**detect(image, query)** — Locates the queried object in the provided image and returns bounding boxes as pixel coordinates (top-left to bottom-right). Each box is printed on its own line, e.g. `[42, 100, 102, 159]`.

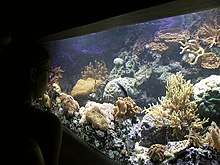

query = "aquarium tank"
[38, 7, 220, 164]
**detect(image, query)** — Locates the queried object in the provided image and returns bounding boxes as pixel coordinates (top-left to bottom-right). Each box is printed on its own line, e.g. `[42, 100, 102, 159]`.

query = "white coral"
[193, 75, 220, 101]
[79, 101, 115, 129]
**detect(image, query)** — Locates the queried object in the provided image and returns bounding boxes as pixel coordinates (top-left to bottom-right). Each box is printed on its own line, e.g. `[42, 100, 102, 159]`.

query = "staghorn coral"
[179, 39, 205, 65]
[144, 72, 208, 140]
[185, 128, 207, 148]
[114, 96, 141, 121]
[205, 121, 220, 152]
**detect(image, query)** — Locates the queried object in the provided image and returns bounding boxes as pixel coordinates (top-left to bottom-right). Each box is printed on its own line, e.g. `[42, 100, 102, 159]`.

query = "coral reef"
[143, 72, 208, 140]
[103, 77, 138, 102]
[179, 15, 220, 69]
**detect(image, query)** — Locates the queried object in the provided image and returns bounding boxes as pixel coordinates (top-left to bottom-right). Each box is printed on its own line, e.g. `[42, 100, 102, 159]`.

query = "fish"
[116, 82, 128, 97]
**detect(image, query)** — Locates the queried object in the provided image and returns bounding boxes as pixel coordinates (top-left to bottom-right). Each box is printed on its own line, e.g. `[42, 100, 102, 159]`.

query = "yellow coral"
[179, 39, 205, 65]
[85, 108, 108, 131]
[71, 78, 102, 99]
[205, 121, 220, 152]
[114, 96, 141, 121]
[144, 72, 208, 140]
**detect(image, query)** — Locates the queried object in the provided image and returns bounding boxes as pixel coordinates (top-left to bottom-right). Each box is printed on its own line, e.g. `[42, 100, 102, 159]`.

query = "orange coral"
[114, 96, 141, 120]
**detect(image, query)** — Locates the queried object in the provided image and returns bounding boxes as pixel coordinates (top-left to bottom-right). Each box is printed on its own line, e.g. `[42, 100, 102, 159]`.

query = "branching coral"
[195, 21, 220, 48]
[81, 60, 108, 81]
[144, 72, 208, 140]
[114, 96, 141, 121]
[179, 39, 205, 65]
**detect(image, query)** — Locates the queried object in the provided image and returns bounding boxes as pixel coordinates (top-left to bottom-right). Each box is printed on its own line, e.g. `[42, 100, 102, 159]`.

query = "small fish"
[116, 82, 128, 97]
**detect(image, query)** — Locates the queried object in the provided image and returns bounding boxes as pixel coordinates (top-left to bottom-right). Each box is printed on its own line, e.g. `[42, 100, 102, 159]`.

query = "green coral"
[198, 90, 220, 123]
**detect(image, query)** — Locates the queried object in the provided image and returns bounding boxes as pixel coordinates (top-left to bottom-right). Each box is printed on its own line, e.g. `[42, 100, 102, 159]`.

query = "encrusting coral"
[71, 78, 102, 98]
[113, 96, 141, 121]
[144, 71, 208, 140]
